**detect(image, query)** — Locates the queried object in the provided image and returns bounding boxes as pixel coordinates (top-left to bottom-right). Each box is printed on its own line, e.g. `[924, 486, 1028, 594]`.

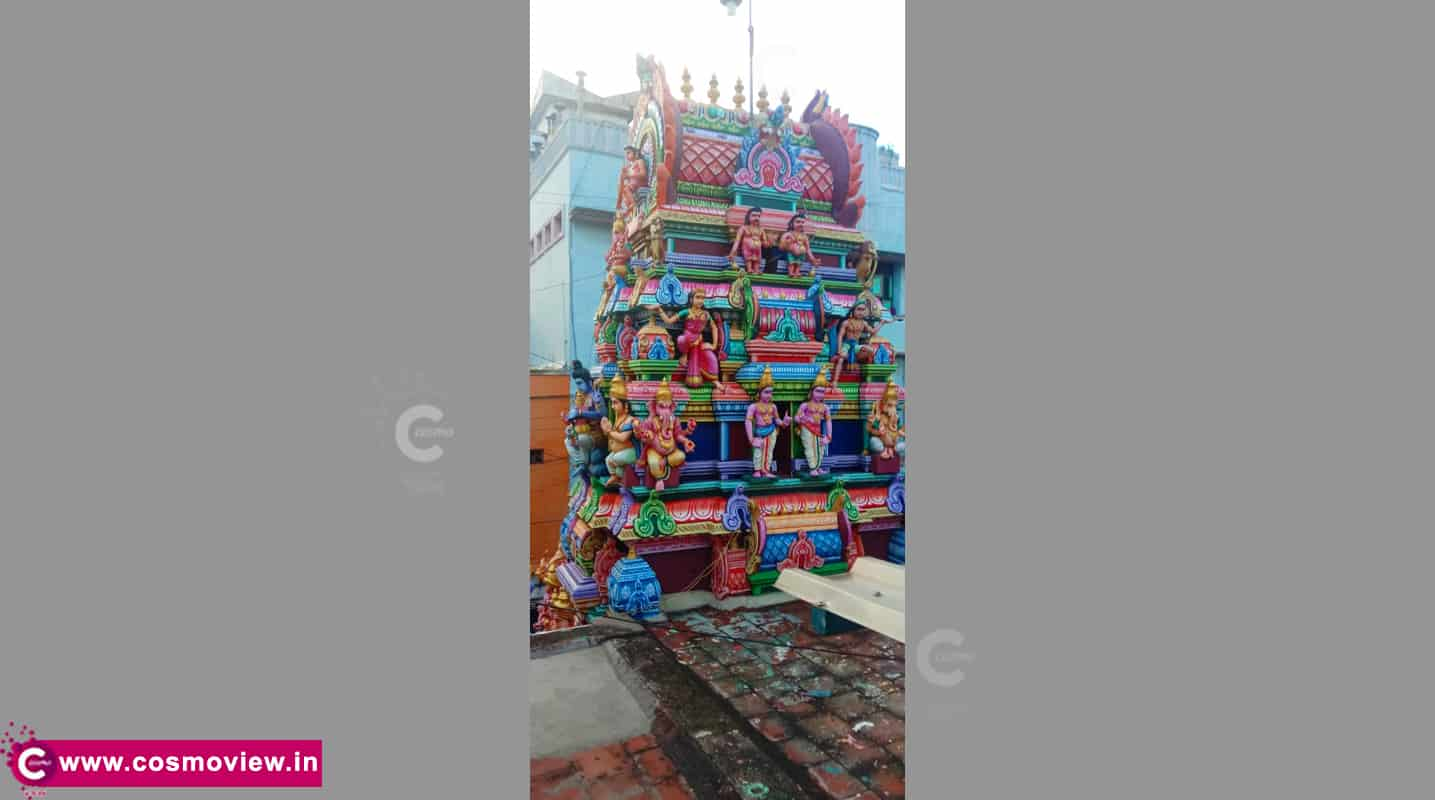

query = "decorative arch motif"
[633, 492, 677, 538]
[733, 128, 806, 194]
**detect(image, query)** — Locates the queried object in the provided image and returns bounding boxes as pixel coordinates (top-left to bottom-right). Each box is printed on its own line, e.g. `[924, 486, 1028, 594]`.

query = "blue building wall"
[566, 211, 614, 367]
[529, 156, 572, 367]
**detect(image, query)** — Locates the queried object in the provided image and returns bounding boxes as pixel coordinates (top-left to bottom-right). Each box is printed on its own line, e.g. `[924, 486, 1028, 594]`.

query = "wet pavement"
[531, 735, 699, 799]
[531, 600, 905, 800]
[651, 602, 906, 800]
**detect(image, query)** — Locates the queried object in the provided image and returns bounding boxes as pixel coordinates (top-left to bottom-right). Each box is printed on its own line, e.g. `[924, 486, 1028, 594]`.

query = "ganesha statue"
[636, 377, 696, 491]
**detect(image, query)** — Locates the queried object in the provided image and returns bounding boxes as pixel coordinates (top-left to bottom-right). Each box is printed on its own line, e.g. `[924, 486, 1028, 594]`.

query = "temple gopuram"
[535, 56, 907, 631]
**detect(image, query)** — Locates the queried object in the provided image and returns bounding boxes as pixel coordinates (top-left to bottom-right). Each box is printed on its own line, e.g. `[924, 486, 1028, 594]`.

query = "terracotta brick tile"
[778, 658, 822, 679]
[689, 661, 728, 681]
[791, 629, 824, 648]
[573, 743, 633, 781]
[708, 676, 751, 698]
[636, 748, 676, 781]
[807, 761, 867, 799]
[713, 644, 752, 665]
[750, 677, 799, 701]
[729, 692, 771, 718]
[749, 713, 794, 743]
[801, 674, 839, 694]
[825, 657, 867, 679]
[588, 771, 649, 800]
[649, 778, 696, 800]
[871, 659, 904, 678]
[853, 713, 904, 747]
[878, 691, 905, 718]
[532, 770, 587, 799]
[824, 692, 874, 721]
[780, 737, 828, 766]
[797, 713, 852, 744]
[863, 762, 906, 799]
[623, 734, 659, 754]
[730, 661, 778, 682]
[833, 737, 887, 771]
[531, 756, 575, 779]
[771, 693, 818, 716]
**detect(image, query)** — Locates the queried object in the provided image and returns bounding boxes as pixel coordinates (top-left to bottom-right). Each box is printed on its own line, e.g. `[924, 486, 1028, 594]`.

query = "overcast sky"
[530, 0, 906, 161]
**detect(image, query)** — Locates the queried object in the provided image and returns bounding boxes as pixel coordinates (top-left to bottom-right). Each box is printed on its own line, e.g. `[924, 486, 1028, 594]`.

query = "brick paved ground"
[651, 601, 906, 800]
[531, 733, 698, 800]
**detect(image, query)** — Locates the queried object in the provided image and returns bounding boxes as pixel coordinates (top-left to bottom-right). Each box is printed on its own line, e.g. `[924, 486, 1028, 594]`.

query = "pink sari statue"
[654, 288, 725, 390]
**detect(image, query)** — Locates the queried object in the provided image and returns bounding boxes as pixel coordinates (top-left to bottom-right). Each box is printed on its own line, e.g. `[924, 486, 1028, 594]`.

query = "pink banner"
[8, 740, 322, 788]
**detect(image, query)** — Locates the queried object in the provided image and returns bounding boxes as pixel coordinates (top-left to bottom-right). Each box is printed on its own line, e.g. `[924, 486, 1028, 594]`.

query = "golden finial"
[756, 85, 770, 115]
[681, 67, 693, 100]
[883, 377, 900, 402]
[733, 78, 745, 111]
[780, 88, 791, 107]
[655, 376, 674, 404]
[812, 366, 830, 389]
[758, 365, 774, 392]
[550, 586, 573, 610]
[609, 372, 629, 402]
[707, 74, 721, 105]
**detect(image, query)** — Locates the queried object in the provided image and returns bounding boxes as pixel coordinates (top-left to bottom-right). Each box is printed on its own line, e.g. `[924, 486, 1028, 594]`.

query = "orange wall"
[530, 373, 572, 574]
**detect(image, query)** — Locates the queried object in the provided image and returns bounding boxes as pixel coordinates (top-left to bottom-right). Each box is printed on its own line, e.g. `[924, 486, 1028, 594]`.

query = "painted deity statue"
[637, 378, 696, 491]
[617, 146, 648, 220]
[646, 218, 665, 266]
[867, 378, 907, 469]
[728, 207, 774, 274]
[778, 213, 821, 277]
[795, 369, 834, 477]
[595, 268, 617, 322]
[563, 360, 608, 480]
[652, 288, 724, 390]
[600, 373, 639, 488]
[745, 367, 792, 478]
[606, 219, 631, 278]
[831, 298, 884, 379]
[852, 239, 878, 288]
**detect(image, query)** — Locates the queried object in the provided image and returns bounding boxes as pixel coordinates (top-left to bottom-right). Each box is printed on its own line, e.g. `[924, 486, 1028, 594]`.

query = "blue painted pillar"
[719, 422, 730, 460]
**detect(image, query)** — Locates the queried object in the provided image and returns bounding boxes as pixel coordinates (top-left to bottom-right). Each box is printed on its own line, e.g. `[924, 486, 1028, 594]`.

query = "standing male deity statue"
[795, 368, 834, 477]
[778, 213, 821, 277]
[563, 360, 608, 480]
[745, 366, 792, 478]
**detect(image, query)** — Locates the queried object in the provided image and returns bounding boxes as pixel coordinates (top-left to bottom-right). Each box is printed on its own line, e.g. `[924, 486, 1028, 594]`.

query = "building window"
[529, 209, 567, 264]
[529, 448, 544, 464]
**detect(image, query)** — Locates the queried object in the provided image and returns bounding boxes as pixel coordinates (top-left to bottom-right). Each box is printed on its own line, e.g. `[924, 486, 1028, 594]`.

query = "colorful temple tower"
[535, 56, 906, 632]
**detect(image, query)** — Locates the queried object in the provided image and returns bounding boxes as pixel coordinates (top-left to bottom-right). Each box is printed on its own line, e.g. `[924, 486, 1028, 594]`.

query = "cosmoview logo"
[395, 404, 453, 463]
[15, 742, 55, 784]
[915, 628, 973, 688]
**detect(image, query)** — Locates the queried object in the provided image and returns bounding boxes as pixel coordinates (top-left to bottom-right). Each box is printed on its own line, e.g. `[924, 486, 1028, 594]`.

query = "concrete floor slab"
[529, 643, 654, 759]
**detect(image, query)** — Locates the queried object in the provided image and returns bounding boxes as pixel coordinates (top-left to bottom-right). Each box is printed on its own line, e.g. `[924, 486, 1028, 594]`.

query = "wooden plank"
[775, 557, 906, 643]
